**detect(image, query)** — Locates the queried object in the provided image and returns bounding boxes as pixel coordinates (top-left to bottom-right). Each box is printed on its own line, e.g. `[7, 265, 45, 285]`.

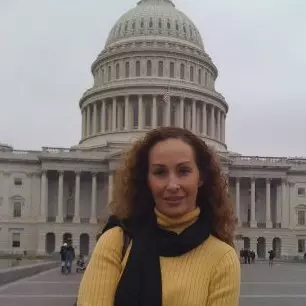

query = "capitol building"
[0, 0, 305, 259]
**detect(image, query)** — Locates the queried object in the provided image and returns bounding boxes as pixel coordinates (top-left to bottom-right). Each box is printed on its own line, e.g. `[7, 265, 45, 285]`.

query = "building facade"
[0, 0, 306, 259]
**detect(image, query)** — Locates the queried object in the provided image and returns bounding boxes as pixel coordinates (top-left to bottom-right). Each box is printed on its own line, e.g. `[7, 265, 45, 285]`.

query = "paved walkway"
[0, 267, 81, 306]
[0, 262, 306, 305]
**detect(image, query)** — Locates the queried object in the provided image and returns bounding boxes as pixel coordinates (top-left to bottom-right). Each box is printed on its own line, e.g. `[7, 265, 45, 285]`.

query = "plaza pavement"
[0, 261, 305, 305]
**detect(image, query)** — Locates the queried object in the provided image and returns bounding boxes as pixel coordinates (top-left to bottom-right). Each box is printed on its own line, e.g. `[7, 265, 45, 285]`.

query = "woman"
[77, 127, 240, 306]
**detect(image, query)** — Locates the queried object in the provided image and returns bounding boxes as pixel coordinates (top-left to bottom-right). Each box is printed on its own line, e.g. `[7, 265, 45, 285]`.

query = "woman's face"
[148, 138, 202, 218]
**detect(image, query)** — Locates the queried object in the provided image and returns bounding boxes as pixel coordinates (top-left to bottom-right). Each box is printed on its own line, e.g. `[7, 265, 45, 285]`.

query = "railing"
[80, 218, 90, 224]
[42, 147, 72, 153]
[231, 155, 288, 164]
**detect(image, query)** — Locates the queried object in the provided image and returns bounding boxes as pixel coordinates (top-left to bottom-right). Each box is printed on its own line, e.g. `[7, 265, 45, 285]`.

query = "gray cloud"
[0, 0, 305, 157]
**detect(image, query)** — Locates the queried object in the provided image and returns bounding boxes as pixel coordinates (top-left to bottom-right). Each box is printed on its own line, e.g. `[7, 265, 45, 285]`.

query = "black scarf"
[102, 209, 211, 306]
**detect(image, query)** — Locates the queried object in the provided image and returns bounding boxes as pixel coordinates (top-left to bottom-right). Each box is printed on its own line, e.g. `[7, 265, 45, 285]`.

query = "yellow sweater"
[77, 208, 241, 306]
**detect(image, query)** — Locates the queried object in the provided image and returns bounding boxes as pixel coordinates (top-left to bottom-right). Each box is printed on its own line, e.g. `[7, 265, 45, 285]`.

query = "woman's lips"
[163, 196, 184, 205]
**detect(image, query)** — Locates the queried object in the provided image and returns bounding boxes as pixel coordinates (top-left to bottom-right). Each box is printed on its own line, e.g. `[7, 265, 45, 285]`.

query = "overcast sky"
[0, 0, 305, 157]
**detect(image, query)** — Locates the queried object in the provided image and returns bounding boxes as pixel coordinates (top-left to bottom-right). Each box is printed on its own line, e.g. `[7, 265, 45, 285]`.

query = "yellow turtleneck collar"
[154, 207, 200, 234]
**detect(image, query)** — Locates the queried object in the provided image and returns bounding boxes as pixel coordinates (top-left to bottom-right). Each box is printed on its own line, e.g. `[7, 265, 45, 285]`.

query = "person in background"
[268, 249, 275, 267]
[65, 240, 75, 274]
[60, 242, 67, 274]
[77, 127, 241, 306]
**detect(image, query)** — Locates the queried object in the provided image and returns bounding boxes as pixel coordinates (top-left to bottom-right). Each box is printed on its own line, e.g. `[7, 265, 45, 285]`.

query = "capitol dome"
[105, 0, 204, 50]
[78, 0, 228, 152]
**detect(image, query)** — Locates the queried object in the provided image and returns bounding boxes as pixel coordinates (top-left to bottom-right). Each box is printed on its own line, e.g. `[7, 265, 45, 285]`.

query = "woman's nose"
[166, 177, 180, 191]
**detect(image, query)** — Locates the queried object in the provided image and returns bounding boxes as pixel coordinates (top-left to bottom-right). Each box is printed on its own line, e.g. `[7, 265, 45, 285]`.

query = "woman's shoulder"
[204, 235, 238, 261]
[95, 226, 124, 252]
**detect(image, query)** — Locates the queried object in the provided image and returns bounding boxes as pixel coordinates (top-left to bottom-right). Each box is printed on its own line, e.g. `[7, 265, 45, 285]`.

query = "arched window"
[183, 25, 186, 34]
[108, 66, 112, 82]
[101, 69, 104, 84]
[147, 60, 152, 76]
[170, 62, 175, 78]
[175, 21, 179, 31]
[149, 18, 153, 28]
[159, 18, 162, 29]
[205, 71, 208, 86]
[136, 61, 141, 77]
[167, 20, 171, 29]
[158, 61, 164, 77]
[140, 18, 144, 28]
[132, 20, 136, 30]
[198, 68, 202, 84]
[125, 61, 130, 78]
[115, 63, 120, 79]
[190, 66, 194, 82]
[180, 63, 185, 79]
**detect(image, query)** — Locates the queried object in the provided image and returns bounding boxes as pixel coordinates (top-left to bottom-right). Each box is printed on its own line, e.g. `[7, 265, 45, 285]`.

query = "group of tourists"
[240, 248, 276, 266]
[240, 249, 256, 264]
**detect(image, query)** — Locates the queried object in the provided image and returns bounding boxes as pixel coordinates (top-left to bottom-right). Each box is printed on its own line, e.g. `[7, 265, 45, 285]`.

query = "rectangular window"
[13, 202, 22, 218]
[12, 233, 20, 248]
[190, 66, 194, 82]
[136, 61, 141, 77]
[116, 63, 120, 79]
[298, 239, 305, 253]
[170, 62, 174, 78]
[158, 61, 164, 77]
[108, 66, 111, 82]
[198, 68, 202, 84]
[298, 187, 305, 196]
[298, 211, 306, 225]
[14, 178, 22, 186]
[125, 62, 130, 78]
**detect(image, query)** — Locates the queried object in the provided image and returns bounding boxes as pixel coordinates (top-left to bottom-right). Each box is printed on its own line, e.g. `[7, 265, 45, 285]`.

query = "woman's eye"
[179, 168, 190, 175]
[153, 169, 166, 176]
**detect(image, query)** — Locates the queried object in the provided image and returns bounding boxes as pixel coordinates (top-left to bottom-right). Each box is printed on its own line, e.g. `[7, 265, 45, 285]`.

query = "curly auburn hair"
[110, 127, 236, 246]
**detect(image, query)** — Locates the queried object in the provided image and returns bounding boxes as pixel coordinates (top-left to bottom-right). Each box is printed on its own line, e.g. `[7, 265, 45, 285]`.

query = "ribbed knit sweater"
[77, 208, 241, 305]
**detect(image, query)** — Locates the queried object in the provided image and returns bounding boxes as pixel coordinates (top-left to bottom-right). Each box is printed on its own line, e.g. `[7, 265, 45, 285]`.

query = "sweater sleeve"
[77, 227, 124, 306]
[207, 248, 241, 306]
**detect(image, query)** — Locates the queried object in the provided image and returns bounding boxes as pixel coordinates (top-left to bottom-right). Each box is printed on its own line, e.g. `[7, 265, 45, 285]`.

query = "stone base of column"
[56, 216, 64, 223]
[73, 216, 81, 224]
[250, 220, 257, 228]
[90, 217, 97, 224]
[266, 220, 273, 228]
[38, 216, 47, 223]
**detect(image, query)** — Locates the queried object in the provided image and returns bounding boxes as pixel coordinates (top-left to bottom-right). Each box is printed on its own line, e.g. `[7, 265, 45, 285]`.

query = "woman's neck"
[155, 207, 200, 234]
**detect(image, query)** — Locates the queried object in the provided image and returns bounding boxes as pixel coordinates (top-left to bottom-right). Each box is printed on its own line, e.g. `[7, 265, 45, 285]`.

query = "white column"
[56, 171, 64, 223]
[86, 106, 91, 137]
[112, 98, 117, 131]
[73, 171, 81, 223]
[82, 110, 85, 138]
[186, 104, 192, 130]
[281, 179, 288, 228]
[108, 172, 113, 204]
[93, 102, 97, 134]
[235, 177, 241, 226]
[266, 178, 272, 228]
[90, 172, 97, 224]
[202, 102, 207, 135]
[217, 108, 221, 140]
[210, 105, 215, 138]
[250, 177, 257, 228]
[191, 99, 196, 133]
[101, 99, 105, 133]
[124, 96, 129, 130]
[180, 97, 184, 128]
[40, 170, 48, 221]
[152, 95, 157, 128]
[138, 95, 143, 129]
[220, 111, 225, 142]
[118, 102, 123, 130]
[288, 181, 296, 229]
[166, 97, 171, 126]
